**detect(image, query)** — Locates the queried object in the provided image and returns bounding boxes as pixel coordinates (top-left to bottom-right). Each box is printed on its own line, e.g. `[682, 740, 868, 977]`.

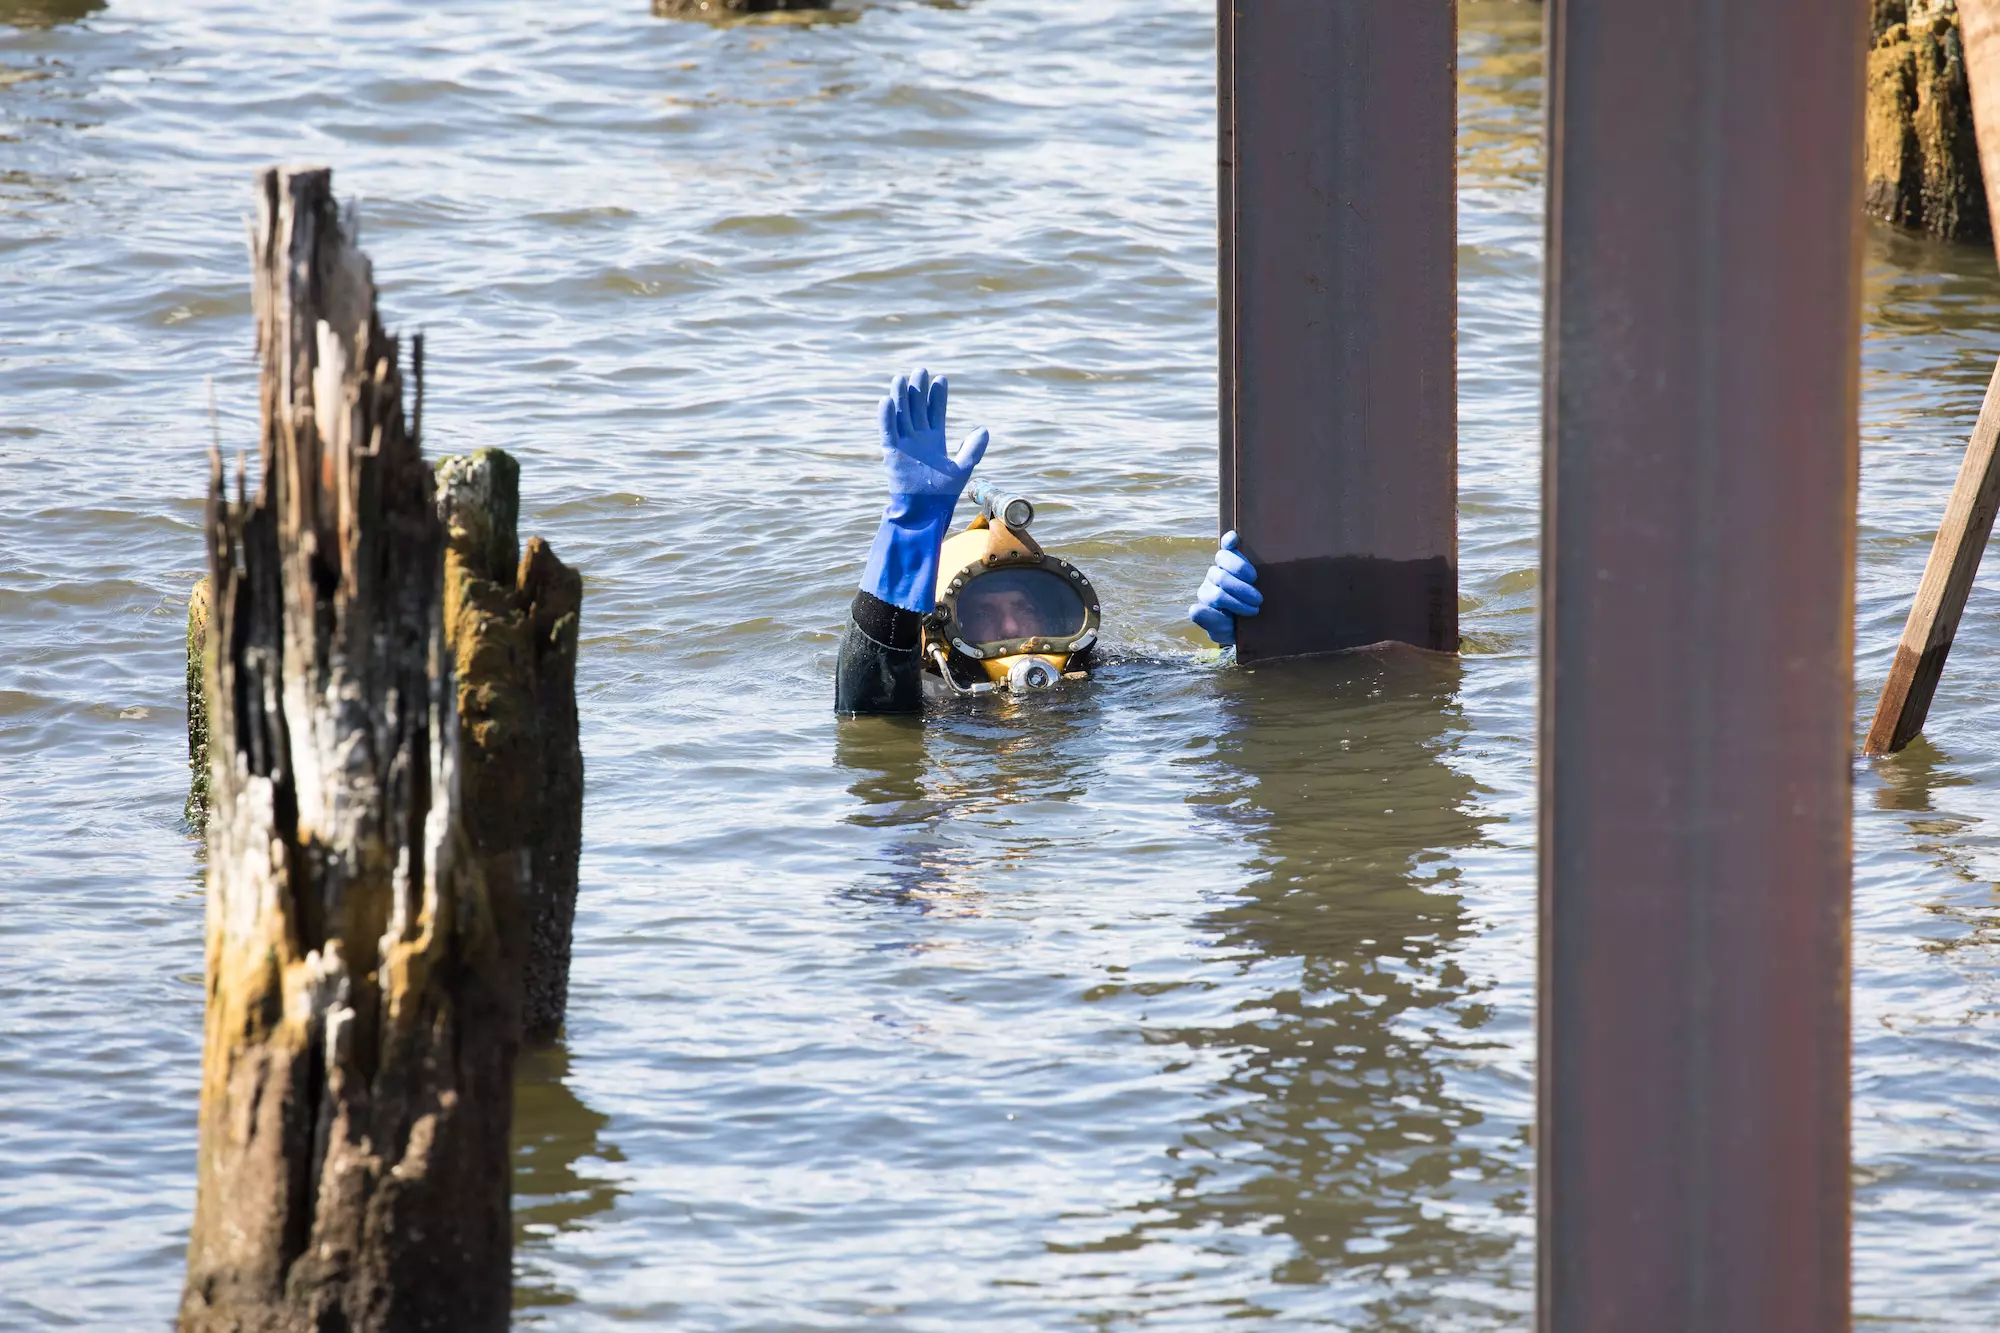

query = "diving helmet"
[923, 480, 1101, 695]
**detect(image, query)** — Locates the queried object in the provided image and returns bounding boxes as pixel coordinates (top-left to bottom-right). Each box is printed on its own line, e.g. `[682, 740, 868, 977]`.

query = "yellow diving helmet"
[924, 481, 1101, 695]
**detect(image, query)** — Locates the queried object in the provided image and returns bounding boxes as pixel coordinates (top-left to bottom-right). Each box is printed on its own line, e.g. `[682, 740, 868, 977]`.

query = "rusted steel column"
[1218, 0, 1457, 662]
[1538, 1, 1864, 1330]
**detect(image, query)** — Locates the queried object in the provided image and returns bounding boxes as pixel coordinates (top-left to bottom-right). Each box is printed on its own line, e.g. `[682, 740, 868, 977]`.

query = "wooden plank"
[1862, 359, 2000, 755]
[1865, 0, 2000, 754]
[1538, 0, 1864, 1327]
[1218, 0, 1457, 662]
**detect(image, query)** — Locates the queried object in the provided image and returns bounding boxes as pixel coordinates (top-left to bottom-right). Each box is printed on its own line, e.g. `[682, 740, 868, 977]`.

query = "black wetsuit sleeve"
[835, 590, 925, 714]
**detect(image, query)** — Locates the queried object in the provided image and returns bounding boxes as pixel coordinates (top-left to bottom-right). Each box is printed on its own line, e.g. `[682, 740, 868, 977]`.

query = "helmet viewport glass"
[955, 567, 1088, 645]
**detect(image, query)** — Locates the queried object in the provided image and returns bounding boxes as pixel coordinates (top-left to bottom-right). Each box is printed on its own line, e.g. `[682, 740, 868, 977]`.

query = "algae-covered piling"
[183, 575, 209, 824]
[437, 448, 584, 1044]
[1868, 0, 1989, 242]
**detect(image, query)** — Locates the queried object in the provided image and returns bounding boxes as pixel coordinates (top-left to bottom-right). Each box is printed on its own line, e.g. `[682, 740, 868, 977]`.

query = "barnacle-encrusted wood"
[180, 166, 517, 1333]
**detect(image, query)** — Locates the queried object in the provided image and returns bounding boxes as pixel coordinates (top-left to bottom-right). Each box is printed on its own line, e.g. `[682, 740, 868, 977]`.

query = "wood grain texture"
[180, 167, 517, 1333]
[1863, 357, 2000, 754]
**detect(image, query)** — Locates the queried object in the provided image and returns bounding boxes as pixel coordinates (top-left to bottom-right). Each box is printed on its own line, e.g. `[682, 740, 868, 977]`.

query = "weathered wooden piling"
[651, 0, 827, 17]
[1867, 0, 1988, 243]
[437, 448, 584, 1043]
[181, 166, 517, 1333]
[182, 448, 585, 1039]
[1217, 0, 1458, 662]
[1539, 0, 1863, 1327]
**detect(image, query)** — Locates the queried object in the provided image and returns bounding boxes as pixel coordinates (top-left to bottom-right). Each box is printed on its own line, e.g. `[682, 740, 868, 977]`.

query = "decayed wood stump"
[1868, 0, 1991, 242]
[183, 443, 584, 1040]
[180, 166, 518, 1333]
[436, 448, 583, 1042]
[652, 0, 830, 17]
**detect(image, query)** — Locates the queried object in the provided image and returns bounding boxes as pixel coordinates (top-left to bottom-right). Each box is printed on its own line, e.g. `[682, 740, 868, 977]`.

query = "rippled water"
[4, 1, 2000, 1327]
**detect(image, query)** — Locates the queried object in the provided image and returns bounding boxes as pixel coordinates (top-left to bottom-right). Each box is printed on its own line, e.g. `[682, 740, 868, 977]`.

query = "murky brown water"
[3, 1, 1999, 1326]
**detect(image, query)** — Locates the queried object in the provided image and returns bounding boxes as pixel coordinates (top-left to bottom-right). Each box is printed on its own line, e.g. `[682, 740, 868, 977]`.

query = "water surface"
[2, 1, 1998, 1327]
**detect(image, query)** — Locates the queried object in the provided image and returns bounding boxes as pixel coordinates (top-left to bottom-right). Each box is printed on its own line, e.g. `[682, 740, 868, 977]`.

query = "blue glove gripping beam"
[1189, 530, 1262, 647]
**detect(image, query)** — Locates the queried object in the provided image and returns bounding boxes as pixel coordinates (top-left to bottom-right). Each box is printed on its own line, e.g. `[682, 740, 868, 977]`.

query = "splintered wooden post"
[180, 166, 518, 1333]
[1539, 0, 1863, 1327]
[1864, 358, 2000, 754]
[1866, 2, 2000, 755]
[1218, 0, 1458, 662]
[437, 448, 584, 1042]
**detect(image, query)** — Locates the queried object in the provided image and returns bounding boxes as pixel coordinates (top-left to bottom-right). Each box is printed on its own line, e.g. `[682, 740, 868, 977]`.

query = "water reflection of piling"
[1121, 651, 1525, 1318]
[513, 1042, 626, 1316]
[0, 0, 105, 28]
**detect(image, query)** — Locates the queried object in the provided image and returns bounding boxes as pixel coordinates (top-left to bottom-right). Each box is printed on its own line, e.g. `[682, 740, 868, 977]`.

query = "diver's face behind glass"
[961, 588, 1039, 642]
[955, 568, 1087, 648]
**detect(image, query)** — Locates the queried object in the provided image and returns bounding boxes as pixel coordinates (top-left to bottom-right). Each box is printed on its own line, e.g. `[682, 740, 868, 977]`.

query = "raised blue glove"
[859, 366, 990, 614]
[1188, 530, 1261, 646]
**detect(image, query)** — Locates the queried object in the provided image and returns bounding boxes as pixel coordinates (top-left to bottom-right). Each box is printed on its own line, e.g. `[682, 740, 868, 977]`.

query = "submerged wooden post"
[437, 448, 584, 1042]
[181, 166, 518, 1332]
[1866, 4, 2000, 755]
[1217, 0, 1458, 662]
[1539, 0, 1863, 1328]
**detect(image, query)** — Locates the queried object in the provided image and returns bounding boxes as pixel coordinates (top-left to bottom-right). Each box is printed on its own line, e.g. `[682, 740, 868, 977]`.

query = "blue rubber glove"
[859, 366, 990, 614]
[1189, 530, 1261, 646]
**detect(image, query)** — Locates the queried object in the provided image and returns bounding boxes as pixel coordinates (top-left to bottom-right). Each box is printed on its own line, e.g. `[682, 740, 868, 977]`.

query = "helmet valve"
[1007, 658, 1060, 692]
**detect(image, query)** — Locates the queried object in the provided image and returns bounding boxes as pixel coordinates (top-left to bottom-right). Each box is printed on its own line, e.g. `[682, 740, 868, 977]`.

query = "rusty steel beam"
[1538, 0, 1863, 1329]
[1218, 0, 1457, 663]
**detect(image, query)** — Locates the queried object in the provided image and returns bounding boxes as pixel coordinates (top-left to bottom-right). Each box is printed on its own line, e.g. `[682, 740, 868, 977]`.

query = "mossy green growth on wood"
[185, 574, 210, 826]
[1866, 0, 1990, 243]
[435, 448, 585, 1042]
[436, 447, 521, 585]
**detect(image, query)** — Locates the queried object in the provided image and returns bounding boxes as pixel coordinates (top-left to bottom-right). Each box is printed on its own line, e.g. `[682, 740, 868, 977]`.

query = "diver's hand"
[1189, 530, 1261, 647]
[878, 366, 989, 501]
[858, 365, 990, 615]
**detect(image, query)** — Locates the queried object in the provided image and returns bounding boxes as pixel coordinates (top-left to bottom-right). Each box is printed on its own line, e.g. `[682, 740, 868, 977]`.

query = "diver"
[834, 366, 1266, 714]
